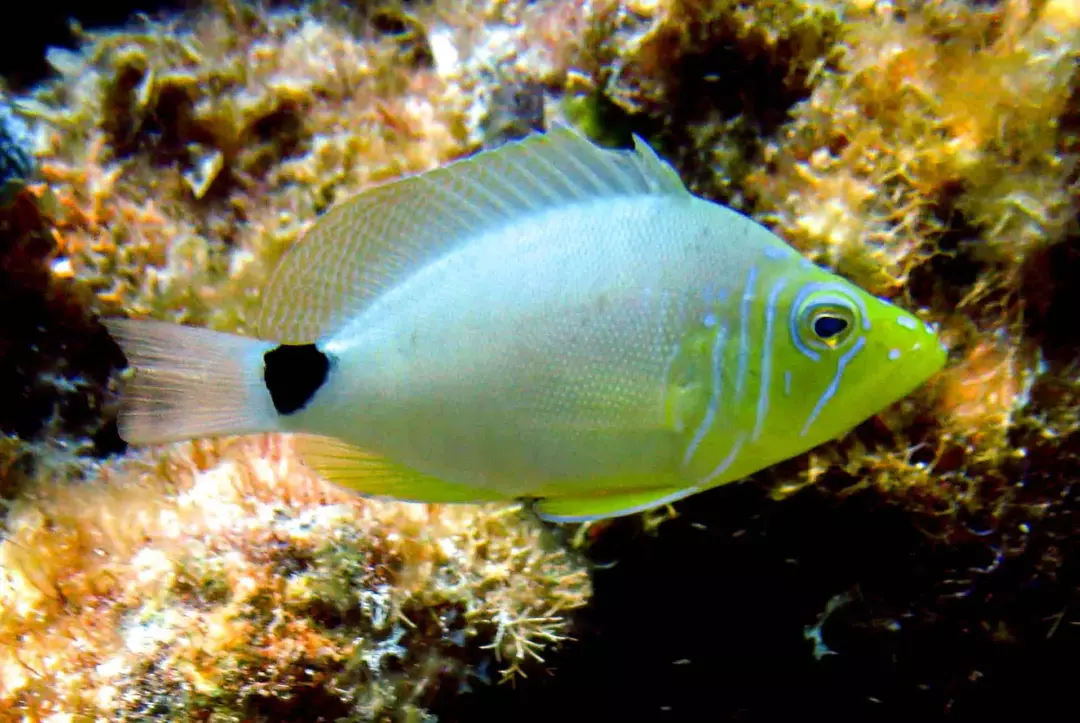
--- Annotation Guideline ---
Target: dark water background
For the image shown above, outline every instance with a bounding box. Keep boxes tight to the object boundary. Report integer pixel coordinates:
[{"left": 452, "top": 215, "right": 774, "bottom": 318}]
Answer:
[{"left": 1, "top": 1, "right": 184, "bottom": 89}]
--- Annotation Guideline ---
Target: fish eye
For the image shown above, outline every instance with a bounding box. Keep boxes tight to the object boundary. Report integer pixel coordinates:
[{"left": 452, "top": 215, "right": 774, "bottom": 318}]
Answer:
[
  {"left": 813, "top": 314, "right": 848, "bottom": 340},
  {"left": 798, "top": 299, "right": 858, "bottom": 350}
]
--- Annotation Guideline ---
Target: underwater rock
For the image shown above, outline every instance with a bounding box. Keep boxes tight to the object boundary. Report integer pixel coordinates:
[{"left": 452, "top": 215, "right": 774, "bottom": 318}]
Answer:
[
  {"left": 479, "top": 78, "right": 547, "bottom": 148},
  {"left": 22, "top": 1, "right": 471, "bottom": 334},
  {"left": 0, "top": 437, "right": 591, "bottom": 720},
  {"left": 564, "top": 0, "right": 844, "bottom": 200},
  {"left": 2, "top": 0, "right": 1079, "bottom": 721},
  {"left": 0, "top": 183, "right": 125, "bottom": 505}
]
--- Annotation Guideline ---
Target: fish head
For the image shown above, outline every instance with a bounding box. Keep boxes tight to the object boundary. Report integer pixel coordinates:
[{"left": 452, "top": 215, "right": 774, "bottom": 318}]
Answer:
[{"left": 768, "top": 268, "right": 948, "bottom": 450}]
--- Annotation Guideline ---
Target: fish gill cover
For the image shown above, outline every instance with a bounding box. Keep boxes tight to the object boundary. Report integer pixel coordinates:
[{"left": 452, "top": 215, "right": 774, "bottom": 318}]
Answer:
[{"left": 0, "top": 0, "right": 1077, "bottom": 721}]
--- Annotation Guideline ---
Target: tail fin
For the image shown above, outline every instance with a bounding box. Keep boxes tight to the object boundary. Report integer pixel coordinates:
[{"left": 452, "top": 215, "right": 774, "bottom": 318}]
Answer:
[{"left": 104, "top": 318, "right": 282, "bottom": 445}]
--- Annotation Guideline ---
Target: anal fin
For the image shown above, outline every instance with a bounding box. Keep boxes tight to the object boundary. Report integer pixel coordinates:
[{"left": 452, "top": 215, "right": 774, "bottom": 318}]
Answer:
[
  {"left": 533, "top": 485, "right": 700, "bottom": 523},
  {"left": 294, "top": 435, "right": 508, "bottom": 505}
]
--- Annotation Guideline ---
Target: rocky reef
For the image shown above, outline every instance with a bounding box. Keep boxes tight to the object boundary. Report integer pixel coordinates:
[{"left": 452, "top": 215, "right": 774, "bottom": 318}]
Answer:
[
  {"left": 1, "top": 437, "right": 590, "bottom": 720},
  {"left": 548, "top": 1, "right": 1080, "bottom": 720},
  {"left": 0, "top": 0, "right": 1078, "bottom": 721}
]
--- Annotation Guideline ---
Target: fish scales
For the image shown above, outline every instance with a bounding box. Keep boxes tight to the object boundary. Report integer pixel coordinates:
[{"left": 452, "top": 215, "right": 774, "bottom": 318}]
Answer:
[
  {"left": 293, "top": 194, "right": 771, "bottom": 495},
  {"left": 105, "top": 125, "right": 948, "bottom": 522}
]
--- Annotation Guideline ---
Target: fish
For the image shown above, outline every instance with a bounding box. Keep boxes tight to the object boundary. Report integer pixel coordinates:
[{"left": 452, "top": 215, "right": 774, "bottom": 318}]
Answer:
[{"left": 104, "top": 124, "right": 948, "bottom": 523}]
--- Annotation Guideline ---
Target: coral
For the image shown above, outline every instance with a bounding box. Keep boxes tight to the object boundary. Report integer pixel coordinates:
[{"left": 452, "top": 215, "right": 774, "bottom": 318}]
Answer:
[
  {"left": 15, "top": 0, "right": 598, "bottom": 337},
  {"left": 19, "top": 0, "right": 472, "bottom": 334},
  {"left": 3, "top": 0, "right": 1079, "bottom": 719},
  {"left": 0, "top": 436, "right": 590, "bottom": 721},
  {"left": 738, "top": 0, "right": 1080, "bottom": 543},
  {"left": 745, "top": 0, "right": 1078, "bottom": 297},
  {"left": 0, "top": 94, "right": 122, "bottom": 520},
  {"left": 565, "top": 0, "right": 845, "bottom": 197}
]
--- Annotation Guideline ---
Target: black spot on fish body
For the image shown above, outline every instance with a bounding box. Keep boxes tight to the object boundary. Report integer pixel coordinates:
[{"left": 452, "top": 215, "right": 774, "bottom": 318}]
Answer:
[{"left": 263, "top": 343, "right": 330, "bottom": 415}]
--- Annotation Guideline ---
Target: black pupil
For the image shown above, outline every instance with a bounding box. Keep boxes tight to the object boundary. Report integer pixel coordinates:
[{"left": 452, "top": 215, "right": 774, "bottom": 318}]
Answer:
[{"left": 813, "top": 314, "right": 848, "bottom": 339}]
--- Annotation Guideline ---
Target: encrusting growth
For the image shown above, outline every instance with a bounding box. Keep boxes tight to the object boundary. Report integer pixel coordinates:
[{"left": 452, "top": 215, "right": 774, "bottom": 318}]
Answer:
[{"left": 0, "top": 436, "right": 591, "bottom": 720}]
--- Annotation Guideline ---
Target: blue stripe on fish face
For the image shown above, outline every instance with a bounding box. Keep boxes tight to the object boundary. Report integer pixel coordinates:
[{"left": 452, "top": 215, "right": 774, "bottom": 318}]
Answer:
[
  {"left": 682, "top": 265, "right": 774, "bottom": 485},
  {"left": 781, "top": 280, "right": 877, "bottom": 439},
  {"left": 800, "top": 336, "right": 867, "bottom": 437},
  {"left": 754, "top": 275, "right": 789, "bottom": 442},
  {"left": 677, "top": 249, "right": 894, "bottom": 487},
  {"left": 683, "top": 321, "right": 728, "bottom": 468},
  {"left": 735, "top": 265, "right": 758, "bottom": 403},
  {"left": 674, "top": 312, "right": 747, "bottom": 488}
]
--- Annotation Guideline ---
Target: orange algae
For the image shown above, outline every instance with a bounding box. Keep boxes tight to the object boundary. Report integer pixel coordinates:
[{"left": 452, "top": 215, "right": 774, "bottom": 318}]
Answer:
[
  {"left": 15, "top": 0, "right": 599, "bottom": 337},
  {"left": 0, "top": 0, "right": 1077, "bottom": 714},
  {"left": 21, "top": 0, "right": 474, "bottom": 334},
  {"left": 742, "top": 0, "right": 1077, "bottom": 533},
  {"left": 0, "top": 435, "right": 591, "bottom": 721},
  {"left": 746, "top": 0, "right": 1077, "bottom": 294},
  {"left": 563, "top": 0, "right": 845, "bottom": 200},
  {"left": 935, "top": 330, "right": 1032, "bottom": 448}
]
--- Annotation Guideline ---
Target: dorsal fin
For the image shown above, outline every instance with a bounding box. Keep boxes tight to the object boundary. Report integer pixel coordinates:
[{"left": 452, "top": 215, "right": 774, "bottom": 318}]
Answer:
[{"left": 256, "top": 124, "right": 689, "bottom": 343}]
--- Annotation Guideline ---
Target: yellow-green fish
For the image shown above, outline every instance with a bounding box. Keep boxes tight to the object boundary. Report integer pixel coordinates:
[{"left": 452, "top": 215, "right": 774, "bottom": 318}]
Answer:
[{"left": 106, "top": 125, "right": 947, "bottom": 522}]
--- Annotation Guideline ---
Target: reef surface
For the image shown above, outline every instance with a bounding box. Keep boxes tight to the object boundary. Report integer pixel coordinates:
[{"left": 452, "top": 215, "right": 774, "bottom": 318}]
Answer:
[{"left": 0, "top": 0, "right": 1077, "bottom": 721}]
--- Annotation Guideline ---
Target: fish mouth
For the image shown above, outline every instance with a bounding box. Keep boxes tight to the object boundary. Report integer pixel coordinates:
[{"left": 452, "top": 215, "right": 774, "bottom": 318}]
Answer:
[{"left": 882, "top": 335, "right": 950, "bottom": 402}]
